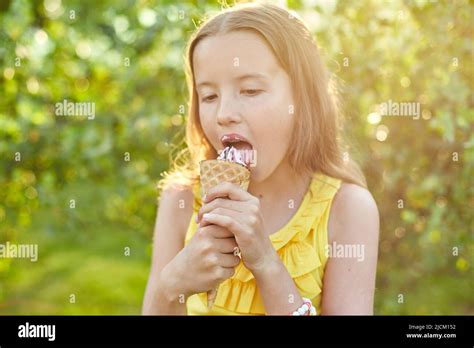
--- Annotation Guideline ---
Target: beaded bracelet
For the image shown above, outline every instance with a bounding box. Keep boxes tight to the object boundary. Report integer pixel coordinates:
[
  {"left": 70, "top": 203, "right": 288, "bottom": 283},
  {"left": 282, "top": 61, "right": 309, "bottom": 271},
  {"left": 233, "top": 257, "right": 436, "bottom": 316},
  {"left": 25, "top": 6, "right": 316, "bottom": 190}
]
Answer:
[{"left": 291, "top": 297, "right": 317, "bottom": 316}]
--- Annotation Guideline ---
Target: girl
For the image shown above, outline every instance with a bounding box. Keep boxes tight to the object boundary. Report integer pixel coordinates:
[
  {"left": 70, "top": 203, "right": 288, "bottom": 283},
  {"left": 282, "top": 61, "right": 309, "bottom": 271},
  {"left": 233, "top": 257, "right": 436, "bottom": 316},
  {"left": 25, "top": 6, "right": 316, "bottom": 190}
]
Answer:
[{"left": 143, "top": 2, "right": 379, "bottom": 315}]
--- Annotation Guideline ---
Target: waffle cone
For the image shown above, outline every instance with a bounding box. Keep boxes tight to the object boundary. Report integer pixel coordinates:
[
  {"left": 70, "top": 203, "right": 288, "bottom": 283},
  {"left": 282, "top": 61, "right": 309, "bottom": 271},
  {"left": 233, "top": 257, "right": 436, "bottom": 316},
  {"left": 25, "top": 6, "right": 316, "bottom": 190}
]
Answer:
[
  {"left": 199, "top": 159, "right": 250, "bottom": 309},
  {"left": 200, "top": 160, "right": 250, "bottom": 198}
]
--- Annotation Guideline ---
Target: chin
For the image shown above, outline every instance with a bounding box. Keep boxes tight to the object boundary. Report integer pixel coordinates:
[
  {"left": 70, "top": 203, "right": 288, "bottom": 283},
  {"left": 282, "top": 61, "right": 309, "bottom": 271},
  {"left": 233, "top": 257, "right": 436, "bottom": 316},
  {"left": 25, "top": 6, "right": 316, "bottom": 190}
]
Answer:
[
  {"left": 247, "top": 167, "right": 261, "bottom": 183},
  {"left": 247, "top": 165, "right": 271, "bottom": 184}
]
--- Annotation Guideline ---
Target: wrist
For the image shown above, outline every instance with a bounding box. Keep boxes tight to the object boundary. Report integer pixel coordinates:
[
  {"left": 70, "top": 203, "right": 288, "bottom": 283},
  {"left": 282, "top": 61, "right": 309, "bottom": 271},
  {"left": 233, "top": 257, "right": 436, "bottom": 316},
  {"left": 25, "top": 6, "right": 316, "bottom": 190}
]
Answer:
[
  {"left": 159, "top": 263, "right": 189, "bottom": 303},
  {"left": 251, "top": 250, "right": 283, "bottom": 280}
]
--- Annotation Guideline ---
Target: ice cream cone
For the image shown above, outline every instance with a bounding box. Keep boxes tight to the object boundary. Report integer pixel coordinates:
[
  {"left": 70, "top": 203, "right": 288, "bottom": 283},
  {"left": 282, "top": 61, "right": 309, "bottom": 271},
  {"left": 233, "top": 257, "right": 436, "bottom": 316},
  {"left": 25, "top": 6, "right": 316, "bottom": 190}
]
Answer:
[
  {"left": 199, "top": 158, "right": 250, "bottom": 309},
  {"left": 200, "top": 159, "right": 250, "bottom": 197}
]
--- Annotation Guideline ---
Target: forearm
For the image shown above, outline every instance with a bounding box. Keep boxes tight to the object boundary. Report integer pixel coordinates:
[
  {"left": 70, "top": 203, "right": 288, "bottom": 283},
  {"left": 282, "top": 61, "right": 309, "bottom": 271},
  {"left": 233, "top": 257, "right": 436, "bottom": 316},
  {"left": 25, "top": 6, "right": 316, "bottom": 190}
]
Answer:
[
  {"left": 253, "top": 258, "right": 303, "bottom": 315},
  {"left": 142, "top": 266, "right": 187, "bottom": 315}
]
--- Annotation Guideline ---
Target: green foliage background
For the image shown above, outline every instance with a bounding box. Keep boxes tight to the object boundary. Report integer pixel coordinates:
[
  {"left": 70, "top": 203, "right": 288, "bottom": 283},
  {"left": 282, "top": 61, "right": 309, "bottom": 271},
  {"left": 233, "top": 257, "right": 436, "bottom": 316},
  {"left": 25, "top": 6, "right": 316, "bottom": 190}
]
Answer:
[{"left": 0, "top": 0, "right": 472, "bottom": 314}]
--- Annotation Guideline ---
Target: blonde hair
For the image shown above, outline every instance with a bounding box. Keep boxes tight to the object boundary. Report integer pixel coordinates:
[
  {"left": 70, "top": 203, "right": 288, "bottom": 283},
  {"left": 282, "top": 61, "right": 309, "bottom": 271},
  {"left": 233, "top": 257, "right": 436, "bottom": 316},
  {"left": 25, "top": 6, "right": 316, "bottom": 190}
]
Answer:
[{"left": 158, "top": 2, "right": 367, "bottom": 192}]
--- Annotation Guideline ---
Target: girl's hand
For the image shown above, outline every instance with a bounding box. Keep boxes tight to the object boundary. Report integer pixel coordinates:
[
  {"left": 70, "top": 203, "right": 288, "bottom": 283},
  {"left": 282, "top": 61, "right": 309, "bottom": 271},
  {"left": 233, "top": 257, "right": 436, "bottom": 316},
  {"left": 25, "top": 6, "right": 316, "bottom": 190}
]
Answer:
[
  {"left": 165, "top": 224, "right": 241, "bottom": 298},
  {"left": 196, "top": 182, "right": 279, "bottom": 276}
]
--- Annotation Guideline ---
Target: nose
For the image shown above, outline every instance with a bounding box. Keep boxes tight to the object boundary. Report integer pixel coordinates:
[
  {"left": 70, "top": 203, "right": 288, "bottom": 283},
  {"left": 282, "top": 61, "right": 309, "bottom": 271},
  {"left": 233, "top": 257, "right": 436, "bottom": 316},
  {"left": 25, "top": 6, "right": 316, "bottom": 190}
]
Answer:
[{"left": 216, "top": 93, "right": 241, "bottom": 126}]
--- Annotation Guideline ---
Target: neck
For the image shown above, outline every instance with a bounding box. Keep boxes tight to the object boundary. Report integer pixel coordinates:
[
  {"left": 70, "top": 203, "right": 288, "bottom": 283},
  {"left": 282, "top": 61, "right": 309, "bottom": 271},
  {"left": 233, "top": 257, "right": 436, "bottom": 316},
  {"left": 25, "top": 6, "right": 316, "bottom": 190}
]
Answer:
[{"left": 248, "top": 159, "right": 313, "bottom": 204}]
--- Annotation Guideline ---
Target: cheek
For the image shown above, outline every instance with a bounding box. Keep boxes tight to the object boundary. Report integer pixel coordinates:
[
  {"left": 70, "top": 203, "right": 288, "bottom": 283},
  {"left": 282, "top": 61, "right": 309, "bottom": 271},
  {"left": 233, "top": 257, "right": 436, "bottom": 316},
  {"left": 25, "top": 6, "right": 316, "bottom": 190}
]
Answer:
[
  {"left": 259, "top": 115, "right": 293, "bottom": 159},
  {"left": 254, "top": 92, "right": 293, "bottom": 143},
  {"left": 248, "top": 95, "right": 294, "bottom": 172},
  {"left": 199, "top": 107, "right": 220, "bottom": 148}
]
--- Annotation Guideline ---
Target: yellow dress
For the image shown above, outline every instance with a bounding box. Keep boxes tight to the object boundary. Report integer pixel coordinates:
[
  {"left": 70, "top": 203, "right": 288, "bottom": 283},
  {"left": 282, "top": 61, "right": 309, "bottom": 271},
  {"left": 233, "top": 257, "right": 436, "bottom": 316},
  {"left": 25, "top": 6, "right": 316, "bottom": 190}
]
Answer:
[{"left": 184, "top": 171, "right": 342, "bottom": 315}]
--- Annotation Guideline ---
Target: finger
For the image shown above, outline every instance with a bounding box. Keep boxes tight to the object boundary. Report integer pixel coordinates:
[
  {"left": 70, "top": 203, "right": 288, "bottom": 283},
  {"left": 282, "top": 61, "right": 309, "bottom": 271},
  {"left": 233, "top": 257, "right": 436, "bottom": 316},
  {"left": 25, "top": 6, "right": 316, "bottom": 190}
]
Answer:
[
  {"left": 199, "top": 225, "right": 234, "bottom": 239},
  {"left": 200, "top": 207, "right": 242, "bottom": 227},
  {"left": 215, "top": 267, "right": 235, "bottom": 282},
  {"left": 201, "top": 212, "right": 246, "bottom": 239},
  {"left": 216, "top": 253, "right": 241, "bottom": 268},
  {"left": 199, "top": 208, "right": 244, "bottom": 231},
  {"left": 213, "top": 237, "right": 238, "bottom": 253},
  {"left": 203, "top": 181, "right": 253, "bottom": 204},
  {"left": 199, "top": 207, "right": 242, "bottom": 229},
  {"left": 197, "top": 198, "right": 247, "bottom": 223}
]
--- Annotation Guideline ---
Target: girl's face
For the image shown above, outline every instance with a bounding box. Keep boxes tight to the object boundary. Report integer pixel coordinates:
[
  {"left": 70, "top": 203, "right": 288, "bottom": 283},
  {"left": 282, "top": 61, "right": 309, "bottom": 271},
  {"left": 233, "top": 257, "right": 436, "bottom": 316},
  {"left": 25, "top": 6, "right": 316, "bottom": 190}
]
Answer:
[{"left": 193, "top": 30, "right": 295, "bottom": 183}]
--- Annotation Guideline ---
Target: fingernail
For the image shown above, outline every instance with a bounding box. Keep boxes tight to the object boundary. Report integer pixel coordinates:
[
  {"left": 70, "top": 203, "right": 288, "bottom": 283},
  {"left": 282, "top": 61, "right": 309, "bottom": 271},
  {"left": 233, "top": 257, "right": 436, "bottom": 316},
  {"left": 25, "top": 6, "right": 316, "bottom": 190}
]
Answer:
[
  {"left": 203, "top": 194, "right": 207, "bottom": 202},
  {"left": 203, "top": 213, "right": 210, "bottom": 219}
]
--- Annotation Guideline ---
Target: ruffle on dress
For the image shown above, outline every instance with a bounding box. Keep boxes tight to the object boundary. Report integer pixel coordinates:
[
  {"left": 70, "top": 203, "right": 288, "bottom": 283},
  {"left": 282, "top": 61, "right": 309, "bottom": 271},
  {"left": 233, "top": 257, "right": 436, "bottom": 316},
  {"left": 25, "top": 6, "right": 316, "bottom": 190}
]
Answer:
[{"left": 185, "top": 172, "right": 342, "bottom": 315}]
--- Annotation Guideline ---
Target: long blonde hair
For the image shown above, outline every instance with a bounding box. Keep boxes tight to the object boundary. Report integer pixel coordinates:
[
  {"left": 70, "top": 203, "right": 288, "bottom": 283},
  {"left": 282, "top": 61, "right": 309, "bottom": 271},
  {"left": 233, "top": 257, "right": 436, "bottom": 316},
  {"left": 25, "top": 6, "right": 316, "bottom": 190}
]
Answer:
[{"left": 158, "top": 2, "right": 367, "bottom": 191}]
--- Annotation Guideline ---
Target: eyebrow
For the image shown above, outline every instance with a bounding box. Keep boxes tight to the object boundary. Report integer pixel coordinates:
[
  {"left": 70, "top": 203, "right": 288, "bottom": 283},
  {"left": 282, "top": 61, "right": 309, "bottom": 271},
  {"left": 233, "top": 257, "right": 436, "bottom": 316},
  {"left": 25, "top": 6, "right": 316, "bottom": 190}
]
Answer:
[{"left": 196, "top": 73, "right": 269, "bottom": 88}]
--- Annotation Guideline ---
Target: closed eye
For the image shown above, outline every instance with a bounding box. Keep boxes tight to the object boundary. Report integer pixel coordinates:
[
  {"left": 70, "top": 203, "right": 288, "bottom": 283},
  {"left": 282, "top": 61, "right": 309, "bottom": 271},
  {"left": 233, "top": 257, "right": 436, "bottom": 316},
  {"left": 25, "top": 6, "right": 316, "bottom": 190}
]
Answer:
[
  {"left": 241, "top": 89, "right": 263, "bottom": 96},
  {"left": 201, "top": 94, "right": 217, "bottom": 103}
]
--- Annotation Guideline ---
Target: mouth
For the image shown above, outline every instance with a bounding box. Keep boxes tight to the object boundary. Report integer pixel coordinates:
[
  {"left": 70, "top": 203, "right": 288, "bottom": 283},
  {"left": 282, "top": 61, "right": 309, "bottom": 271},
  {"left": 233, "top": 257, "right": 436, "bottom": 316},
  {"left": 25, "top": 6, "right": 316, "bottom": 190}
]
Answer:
[{"left": 220, "top": 133, "right": 253, "bottom": 151}]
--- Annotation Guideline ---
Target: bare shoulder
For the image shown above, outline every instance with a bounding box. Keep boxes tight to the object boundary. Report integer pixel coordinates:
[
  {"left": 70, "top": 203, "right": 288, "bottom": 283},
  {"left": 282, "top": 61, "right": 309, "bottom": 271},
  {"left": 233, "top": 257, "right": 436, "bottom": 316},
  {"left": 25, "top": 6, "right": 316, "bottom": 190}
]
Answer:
[
  {"left": 328, "top": 182, "right": 380, "bottom": 243},
  {"left": 322, "top": 182, "right": 380, "bottom": 314},
  {"left": 157, "top": 184, "right": 195, "bottom": 240},
  {"left": 145, "top": 183, "right": 195, "bottom": 304},
  {"left": 159, "top": 183, "right": 194, "bottom": 205}
]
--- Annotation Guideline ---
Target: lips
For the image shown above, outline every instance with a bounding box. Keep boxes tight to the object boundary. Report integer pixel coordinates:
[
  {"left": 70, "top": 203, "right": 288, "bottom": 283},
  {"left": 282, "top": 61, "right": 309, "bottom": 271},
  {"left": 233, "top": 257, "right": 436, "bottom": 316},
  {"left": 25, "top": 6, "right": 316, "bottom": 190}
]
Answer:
[{"left": 220, "top": 133, "right": 253, "bottom": 151}]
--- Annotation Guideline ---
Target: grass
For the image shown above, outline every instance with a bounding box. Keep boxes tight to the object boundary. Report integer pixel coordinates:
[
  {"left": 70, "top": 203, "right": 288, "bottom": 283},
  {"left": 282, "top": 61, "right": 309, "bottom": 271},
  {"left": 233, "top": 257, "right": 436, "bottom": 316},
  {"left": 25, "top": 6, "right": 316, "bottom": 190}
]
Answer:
[
  {"left": 1, "top": 179, "right": 472, "bottom": 315},
  {"left": 0, "top": 180, "right": 152, "bottom": 315}
]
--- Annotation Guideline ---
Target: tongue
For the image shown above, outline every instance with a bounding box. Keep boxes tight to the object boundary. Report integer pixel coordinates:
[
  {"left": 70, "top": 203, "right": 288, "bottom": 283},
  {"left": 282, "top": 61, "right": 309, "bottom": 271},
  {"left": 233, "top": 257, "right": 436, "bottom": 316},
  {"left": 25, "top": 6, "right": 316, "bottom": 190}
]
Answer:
[{"left": 232, "top": 141, "right": 252, "bottom": 151}]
